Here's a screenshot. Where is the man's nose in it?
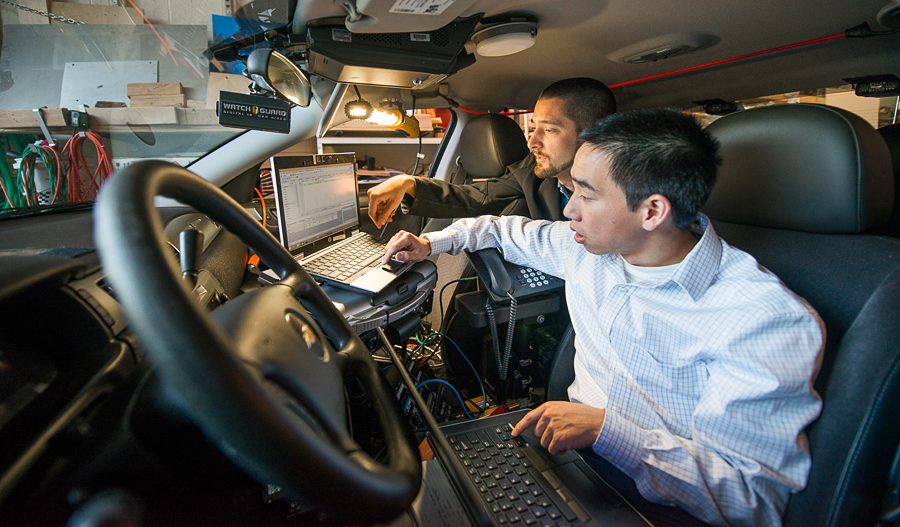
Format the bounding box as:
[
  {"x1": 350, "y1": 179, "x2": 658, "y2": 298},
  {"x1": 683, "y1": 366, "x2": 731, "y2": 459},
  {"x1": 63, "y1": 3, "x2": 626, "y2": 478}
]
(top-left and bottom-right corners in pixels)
[
  {"x1": 563, "y1": 197, "x2": 576, "y2": 220},
  {"x1": 527, "y1": 131, "x2": 542, "y2": 150}
]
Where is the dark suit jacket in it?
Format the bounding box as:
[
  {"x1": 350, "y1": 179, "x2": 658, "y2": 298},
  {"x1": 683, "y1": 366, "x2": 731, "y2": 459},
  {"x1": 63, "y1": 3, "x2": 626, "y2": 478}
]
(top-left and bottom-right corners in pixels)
[{"x1": 403, "y1": 154, "x2": 566, "y2": 222}]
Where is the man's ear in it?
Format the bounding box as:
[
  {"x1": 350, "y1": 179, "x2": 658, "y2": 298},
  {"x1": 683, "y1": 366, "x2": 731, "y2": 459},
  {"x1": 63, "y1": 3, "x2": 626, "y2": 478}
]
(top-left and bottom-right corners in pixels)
[{"x1": 639, "y1": 194, "x2": 672, "y2": 231}]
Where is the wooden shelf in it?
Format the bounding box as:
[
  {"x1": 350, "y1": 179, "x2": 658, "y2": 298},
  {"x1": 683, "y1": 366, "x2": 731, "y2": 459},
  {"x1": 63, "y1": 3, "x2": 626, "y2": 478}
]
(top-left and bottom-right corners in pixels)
[{"x1": 0, "y1": 107, "x2": 223, "y2": 134}]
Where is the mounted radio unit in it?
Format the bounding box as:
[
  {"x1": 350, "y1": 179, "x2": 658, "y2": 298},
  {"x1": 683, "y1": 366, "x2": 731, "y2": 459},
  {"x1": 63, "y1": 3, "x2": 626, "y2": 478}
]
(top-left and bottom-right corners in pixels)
[{"x1": 306, "y1": 14, "x2": 480, "y2": 89}]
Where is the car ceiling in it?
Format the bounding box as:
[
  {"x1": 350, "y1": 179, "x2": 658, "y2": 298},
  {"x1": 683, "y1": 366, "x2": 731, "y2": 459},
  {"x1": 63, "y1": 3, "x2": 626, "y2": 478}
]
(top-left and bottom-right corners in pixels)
[{"x1": 293, "y1": 0, "x2": 900, "y2": 111}]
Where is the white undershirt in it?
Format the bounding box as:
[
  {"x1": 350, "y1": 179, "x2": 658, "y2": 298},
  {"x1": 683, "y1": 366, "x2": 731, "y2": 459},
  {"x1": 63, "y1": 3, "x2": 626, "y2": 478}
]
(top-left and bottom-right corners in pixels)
[{"x1": 621, "y1": 257, "x2": 681, "y2": 283}]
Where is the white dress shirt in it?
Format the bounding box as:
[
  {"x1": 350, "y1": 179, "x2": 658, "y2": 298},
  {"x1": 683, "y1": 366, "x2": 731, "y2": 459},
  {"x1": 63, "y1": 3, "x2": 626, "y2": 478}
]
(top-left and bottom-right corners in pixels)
[{"x1": 425, "y1": 214, "x2": 824, "y2": 527}]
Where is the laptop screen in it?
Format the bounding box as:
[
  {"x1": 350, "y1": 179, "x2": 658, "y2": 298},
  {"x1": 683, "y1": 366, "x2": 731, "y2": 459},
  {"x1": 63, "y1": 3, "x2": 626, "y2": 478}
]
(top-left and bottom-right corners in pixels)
[{"x1": 271, "y1": 156, "x2": 359, "y2": 253}]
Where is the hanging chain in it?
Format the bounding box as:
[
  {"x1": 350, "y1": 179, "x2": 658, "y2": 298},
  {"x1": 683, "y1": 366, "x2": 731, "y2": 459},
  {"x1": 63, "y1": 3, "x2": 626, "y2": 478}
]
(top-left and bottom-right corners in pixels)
[{"x1": 0, "y1": 0, "x2": 85, "y2": 24}]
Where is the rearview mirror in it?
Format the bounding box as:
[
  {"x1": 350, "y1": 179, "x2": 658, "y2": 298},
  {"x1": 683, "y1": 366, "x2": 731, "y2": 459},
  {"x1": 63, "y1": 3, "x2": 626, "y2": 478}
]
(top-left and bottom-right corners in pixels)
[{"x1": 246, "y1": 49, "x2": 311, "y2": 107}]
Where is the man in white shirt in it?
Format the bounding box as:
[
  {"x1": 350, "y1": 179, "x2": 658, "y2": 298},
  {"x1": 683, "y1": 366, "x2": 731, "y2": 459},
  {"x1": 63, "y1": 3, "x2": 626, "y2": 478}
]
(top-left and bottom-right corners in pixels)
[{"x1": 382, "y1": 108, "x2": 824, "y2": 527}]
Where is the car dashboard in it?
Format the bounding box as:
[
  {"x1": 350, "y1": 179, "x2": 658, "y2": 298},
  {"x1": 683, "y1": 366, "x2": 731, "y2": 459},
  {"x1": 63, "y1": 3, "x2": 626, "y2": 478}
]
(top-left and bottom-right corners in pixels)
[{"x1": 0, "y1": 208, "x2": 283, "y2": 526}]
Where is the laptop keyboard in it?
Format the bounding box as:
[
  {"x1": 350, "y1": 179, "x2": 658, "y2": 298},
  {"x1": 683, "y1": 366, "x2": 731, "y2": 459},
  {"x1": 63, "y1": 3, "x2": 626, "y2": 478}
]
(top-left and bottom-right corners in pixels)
[
  {"x1": 301, "y1": 234, "x2": 385, "y2": 280},
  {"x1": 447, "y1": 423, "x2": 583, "y2": 526}
]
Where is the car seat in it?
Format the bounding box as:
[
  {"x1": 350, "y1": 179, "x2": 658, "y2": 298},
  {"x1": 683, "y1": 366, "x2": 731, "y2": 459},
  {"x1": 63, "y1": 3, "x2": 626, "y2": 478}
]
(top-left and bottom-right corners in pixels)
[
  {"x1": 702, "y1": 104, "x2": 899, "y2": 527},
  {"x1": 423, "y1": 112, "x2": 530, "y2": 331},
  {"x1": 870, "y1": 122, "x2": 900, "y2": 238}
]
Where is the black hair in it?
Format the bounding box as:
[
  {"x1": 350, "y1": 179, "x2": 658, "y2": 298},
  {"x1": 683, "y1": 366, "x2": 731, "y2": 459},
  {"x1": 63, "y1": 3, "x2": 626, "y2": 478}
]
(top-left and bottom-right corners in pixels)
[
  {"x1": 537, "y1": 78, "x2": 616, "y2": 133},
  {"x1": 577, "y1": 109, "x2": 721, "y2": 230}
]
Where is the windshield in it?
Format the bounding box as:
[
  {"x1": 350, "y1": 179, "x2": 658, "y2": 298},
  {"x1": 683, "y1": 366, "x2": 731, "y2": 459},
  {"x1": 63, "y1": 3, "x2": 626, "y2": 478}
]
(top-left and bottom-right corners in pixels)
[{"x1": 0, "y1": 1, "x2": 288, "y2": 216}]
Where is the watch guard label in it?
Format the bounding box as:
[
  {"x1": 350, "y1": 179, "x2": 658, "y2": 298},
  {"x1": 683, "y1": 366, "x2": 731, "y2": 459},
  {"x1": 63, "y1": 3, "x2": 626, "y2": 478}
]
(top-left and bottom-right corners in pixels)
[{"x1": 218, "y1": 91, "x2": 291, "y2": 134}]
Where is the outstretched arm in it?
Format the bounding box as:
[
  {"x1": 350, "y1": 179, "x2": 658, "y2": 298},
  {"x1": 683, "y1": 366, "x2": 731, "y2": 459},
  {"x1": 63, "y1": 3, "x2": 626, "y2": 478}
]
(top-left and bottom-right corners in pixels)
[{"x1": 367, "y1": 175, "x2": 416, "y2": 228}]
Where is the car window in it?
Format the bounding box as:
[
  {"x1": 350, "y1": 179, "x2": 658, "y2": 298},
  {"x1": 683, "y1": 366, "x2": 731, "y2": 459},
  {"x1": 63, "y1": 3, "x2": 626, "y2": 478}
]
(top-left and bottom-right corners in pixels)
[
  {"x1": 0, "y1": 4, "x2": 263, "y2": 215},
  {"x1": 691, "y1": 85, "x2": 899, "y2": 128}
]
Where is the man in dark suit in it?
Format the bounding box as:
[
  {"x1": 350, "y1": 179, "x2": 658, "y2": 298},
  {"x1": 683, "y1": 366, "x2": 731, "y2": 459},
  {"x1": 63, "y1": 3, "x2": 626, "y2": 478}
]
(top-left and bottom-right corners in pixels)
[{"x1": 368, "y1": 78, "x2": 616, "y2": 225}]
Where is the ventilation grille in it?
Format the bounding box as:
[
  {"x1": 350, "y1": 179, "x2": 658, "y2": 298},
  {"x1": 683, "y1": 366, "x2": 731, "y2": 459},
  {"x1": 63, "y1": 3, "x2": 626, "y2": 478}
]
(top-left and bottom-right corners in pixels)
[
  {"x1": 431, "y1": 28, "x2": 450, "y2": 47},
  {"x1": 354, "y1": 32, "x2": 403, "y2": 46}
]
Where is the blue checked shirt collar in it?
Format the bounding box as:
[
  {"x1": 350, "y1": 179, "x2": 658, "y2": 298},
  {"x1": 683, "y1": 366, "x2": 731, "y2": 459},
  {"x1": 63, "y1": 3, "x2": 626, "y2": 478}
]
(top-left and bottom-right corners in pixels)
[
  {"x1": 597, "y1": 213, "x2": 721, "y2": 302},
  {"x1": 666, "y1": 214, "x2": 721, "y2": 302}
]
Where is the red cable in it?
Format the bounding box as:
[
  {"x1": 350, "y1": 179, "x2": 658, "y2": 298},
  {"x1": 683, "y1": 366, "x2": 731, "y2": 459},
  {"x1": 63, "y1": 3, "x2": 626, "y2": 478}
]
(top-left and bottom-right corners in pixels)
[
  {"x1": 20, "y1": 145, "x2": 64, "y2": 206},
  {"x1": 0, "y1": 176, "x2": 14, "y2": 208},
  {"x1": 254, "y1": 186, "x2": 267, "y2": 228},
  {"x1": 458, "y1": 32, "x2": 846, "y2": 112},
  {"x1": 63, "y1": 132, "x2": 112, "y2": 201},
  {"x1": 609, "y1": 33, "x2": 846, "y2": 88},
  {"x1": 124, "y1": 0, "x2": 179, "y2": 66},
  {"x1": 457, "y1": 105, "x2": 483, "y2": 114},
  {"x1": 45, "y1": 147, "x2": 64, "y2": 204}
]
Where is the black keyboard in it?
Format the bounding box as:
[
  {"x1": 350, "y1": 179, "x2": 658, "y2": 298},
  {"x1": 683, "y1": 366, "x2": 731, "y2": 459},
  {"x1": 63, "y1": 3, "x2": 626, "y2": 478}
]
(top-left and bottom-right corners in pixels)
[
  {"x1": 446, "y1": 423, "x2": 584, "y2": 526},
  {"x1": 301, "y1": 235, "x2": 384, "y2": 280}
]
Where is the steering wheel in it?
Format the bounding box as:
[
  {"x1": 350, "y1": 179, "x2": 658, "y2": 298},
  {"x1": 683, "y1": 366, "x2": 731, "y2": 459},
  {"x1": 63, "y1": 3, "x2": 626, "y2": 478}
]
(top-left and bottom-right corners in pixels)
[{"x1": 93, "y1": 161, "x2": 421, "y2": 524}]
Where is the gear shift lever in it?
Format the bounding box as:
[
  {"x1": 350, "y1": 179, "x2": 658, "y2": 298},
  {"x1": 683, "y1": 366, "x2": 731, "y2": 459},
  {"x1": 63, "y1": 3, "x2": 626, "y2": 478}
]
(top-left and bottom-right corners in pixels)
[{"x1": 179, "y1": 228, "x2": 204, "y2": 286}]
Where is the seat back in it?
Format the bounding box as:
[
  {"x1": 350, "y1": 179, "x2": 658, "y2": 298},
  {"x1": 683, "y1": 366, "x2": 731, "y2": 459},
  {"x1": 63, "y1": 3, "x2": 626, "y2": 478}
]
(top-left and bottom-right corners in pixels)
[
  {"x1": 423, "y1": 113, "x2": 530, "y2": 331},
  {"x1": 702, "y1": 104, "x2": 900, "y2": 527},
  {"x1": 870, "y1": 122, "x2": 900, "y2": 237},
  {"x1": 546, "y1": 323, "x2": 575, "y2": 401}
]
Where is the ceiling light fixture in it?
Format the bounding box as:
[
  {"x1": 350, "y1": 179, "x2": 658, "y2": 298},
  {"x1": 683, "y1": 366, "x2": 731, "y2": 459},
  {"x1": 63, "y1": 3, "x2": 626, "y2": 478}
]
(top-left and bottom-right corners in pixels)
[{"x1": 471, "y1": 19, "x2": 538, "y2": 57}]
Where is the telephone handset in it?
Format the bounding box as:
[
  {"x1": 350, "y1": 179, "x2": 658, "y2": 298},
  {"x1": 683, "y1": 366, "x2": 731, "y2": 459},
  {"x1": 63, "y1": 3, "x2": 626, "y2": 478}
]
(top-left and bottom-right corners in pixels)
[
  {"x1": 466, "y1": 248, "x2": 564, "y2": 303},
  {"x1": 478, "y1": 247, "x2": 513, "y2": 297}
]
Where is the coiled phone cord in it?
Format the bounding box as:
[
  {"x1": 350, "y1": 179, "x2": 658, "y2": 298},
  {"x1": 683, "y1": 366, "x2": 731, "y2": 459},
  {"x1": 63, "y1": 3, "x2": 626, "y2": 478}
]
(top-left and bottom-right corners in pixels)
[{"x1": 485, "y1": 292, "x2": 518, "y2": 380}]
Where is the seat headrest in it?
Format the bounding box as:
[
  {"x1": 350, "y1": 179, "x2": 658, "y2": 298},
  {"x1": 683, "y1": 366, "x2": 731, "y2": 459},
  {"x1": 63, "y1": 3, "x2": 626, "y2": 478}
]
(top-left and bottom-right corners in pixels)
[
  {"x1": 703, "y1": 104, "x2": 893, "y2": 234},
  {"x1": 458, "y1": 113, "x2": 530, "y2": 179}
]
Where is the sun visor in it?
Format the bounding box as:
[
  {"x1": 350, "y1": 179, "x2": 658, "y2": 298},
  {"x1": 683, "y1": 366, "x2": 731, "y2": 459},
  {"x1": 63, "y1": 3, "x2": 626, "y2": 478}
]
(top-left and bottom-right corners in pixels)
[{"x1": 306, "y1": 14, "x2": 480, "y2": 89}]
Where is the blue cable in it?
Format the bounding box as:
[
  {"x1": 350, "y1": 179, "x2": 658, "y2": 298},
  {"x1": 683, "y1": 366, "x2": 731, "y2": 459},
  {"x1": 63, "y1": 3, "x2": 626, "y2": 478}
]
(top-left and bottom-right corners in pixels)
[
  {"x1": 428, "y1": 332, "x2": 487, "y2": 417},
  {"x1": 411, "y1": 378, "x2": 479, "y2": 420}
]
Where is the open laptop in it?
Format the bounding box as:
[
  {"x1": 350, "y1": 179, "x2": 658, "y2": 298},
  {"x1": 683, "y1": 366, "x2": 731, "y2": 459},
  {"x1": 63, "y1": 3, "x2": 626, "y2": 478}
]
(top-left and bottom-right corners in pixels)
[
  {"x1": 269, "y1": 154, "x2": 413, "y2": 294},
  {"x1": 413, "y1": 410, "x2": 653, "y2": 527},
  {"x1": 371, "y1": 330, "x2": 652, "y2": 527}
]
